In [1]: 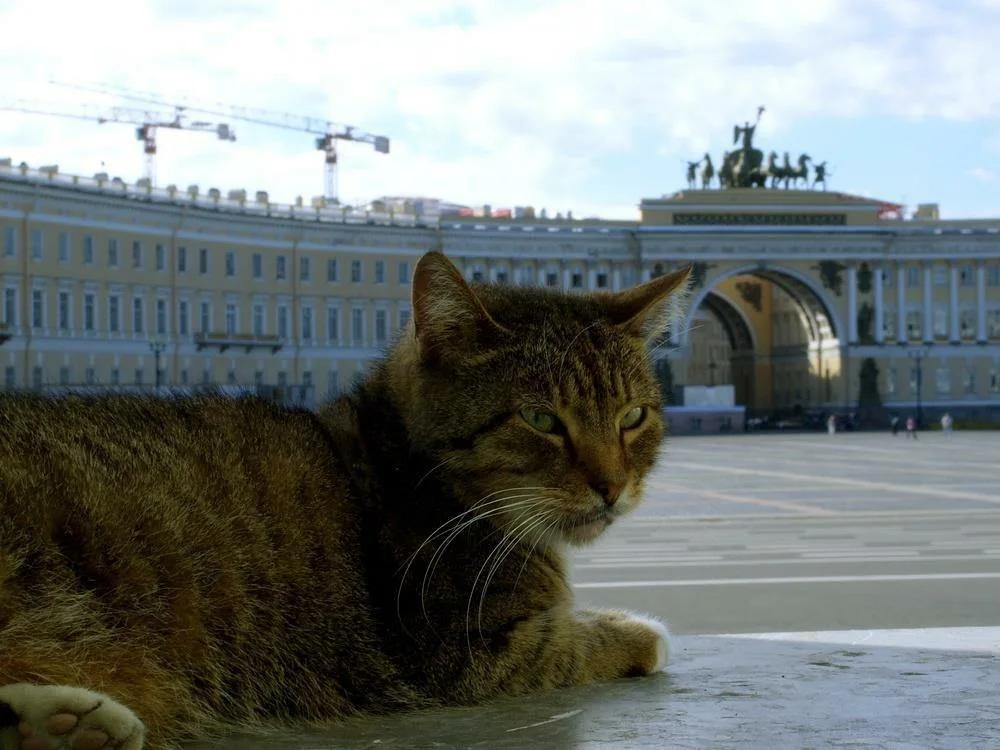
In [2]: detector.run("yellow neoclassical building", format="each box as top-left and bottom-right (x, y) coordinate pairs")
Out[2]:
(2, 159), (999, 425)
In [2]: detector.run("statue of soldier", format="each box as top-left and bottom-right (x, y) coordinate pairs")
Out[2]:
(686, 159), (702, 189)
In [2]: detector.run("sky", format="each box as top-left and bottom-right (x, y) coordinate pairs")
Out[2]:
(1, 0), (999, 220)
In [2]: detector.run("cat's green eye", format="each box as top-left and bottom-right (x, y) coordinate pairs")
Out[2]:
(621, 406), (646, 430)
(520, 408), (560, 434)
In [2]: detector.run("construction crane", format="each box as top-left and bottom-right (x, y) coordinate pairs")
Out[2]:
(0, 100), (235, 185)
(51, 80), (389, 204)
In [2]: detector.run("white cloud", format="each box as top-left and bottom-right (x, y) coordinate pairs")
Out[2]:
(1, 0), (998, 217)
(968, 166), (998, 182)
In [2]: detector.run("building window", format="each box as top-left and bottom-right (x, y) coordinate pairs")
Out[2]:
(399, 308), (411, 330)
(253, 303), (265, 336)
(352, 307), (364, 344)
(276, 255), (287, 280)
(83, 235), (94, 264)
(3, 288), (15, 327)
(32, 366), (43, 389)
(225, 251), (236, 277)
(886, 366), (896, 397)
(960, 266), (974, 287)
(375, 309), (387, 344)
(178, 246), (187, 273)
(277, 304), (288, 339)
(200, 301), (210, 334)
(990, 310), (1000, 338)
(302, 371), (312, 389)
(351, 260), (362, 283)
(277, 371), (287, 387)
(58, 291), (70, 331)
(932, 265), (947, 287)
(988, 265), (1000, 286)
(135, 368), (144, 386)
(157, 299), (167, 335)
(84, 367), (95, 385)
(227, 370), (237, 386)
(252, 253), (262, 279)
(935, 366), (950, 395)
(327, 306), (339, 343)
(472, 270), (484, 283)
(2, 226), (14, 257)
(990, 366), (1000, 393)
(178, 300), (189, 336)
(199, 248), (209, 274)
(596, 272), (609, 289)
(932, 306), (948, 338)
(4, 366), (15, 388)
(571, 272), (583, 289)
(546, 272), (558, 287)
(108, 238), (119, 267)
(155, 243), (166, 271)
(398, 261), (410, 285)
(327, 258), (338, 282)
(225, 303), (237, 335)
(327, 369), (339, 398)
(59, 367), (70, 386)
(180, 369), (189, 386)
(83, 293), (95, 332)
(301, 306), (313, 340)
(495, 271), (508, 285)
(300, 256), (311, 281)
(109, 296), (120, 333)
(133, 297), (144, 334)
(30, 229), (42, 260)
(58, 232), (70, 262)
(132, 240), (143, 269)
(374, 260), (385, 284)
(962, 366), (976, 395)
(906, 266), (920, 288)
(960, 309), (976, 339)
(906, 310), (921, 340)
(32, 289), (43, 329)
(254, 370), (263, 387)
(110, 368), (120, 386)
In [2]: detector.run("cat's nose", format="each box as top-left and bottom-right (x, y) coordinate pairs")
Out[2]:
(594, 482), (622, 507)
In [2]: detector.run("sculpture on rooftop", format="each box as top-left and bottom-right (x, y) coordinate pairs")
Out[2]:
(686, 107), (828, 191)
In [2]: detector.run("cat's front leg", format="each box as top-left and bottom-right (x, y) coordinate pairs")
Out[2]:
(467, 607), (670, 697)
(0, 683), (144, 750)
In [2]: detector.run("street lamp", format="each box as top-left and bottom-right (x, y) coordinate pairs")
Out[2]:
(149, 338), (166, 393)
(908, 346), (928, 428)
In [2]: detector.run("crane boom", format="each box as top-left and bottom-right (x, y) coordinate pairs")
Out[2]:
(51, 80), (390, 202)
(0, 99), (236, 185)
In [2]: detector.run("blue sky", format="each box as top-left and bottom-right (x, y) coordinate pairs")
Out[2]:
(1, 0), (998, 219)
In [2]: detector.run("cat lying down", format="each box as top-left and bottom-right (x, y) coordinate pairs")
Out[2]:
(0, 251), (689, 749)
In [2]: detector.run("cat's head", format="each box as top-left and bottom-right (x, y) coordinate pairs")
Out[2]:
(389, 251), (690, 547)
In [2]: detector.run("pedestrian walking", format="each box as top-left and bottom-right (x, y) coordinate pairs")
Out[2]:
(890, 415), (900, 436)
(941, 412), (953, 434)
(905, 416), (918, 439)
(827, 414), (837, 435)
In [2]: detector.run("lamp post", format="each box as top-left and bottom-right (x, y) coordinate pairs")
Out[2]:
(908, 346), (928, 428)
(149, 338), (166, 394)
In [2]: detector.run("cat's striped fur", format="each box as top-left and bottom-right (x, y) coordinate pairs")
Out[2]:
(0, 251), (689, 749)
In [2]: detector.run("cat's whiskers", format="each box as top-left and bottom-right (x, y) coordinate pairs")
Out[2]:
(473, 508), (557, 653)
(418, 496), (549, 625)
(510, 514), (563, 600)
(395, 486), (550, 629)
(465, 506), (555, 660)
(413, 454), (460, 490)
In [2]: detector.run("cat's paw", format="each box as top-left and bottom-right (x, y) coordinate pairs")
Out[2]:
(0, 683), (144, 750)
(623, 612), (670, 673)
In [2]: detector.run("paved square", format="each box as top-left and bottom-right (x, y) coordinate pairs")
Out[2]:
(573, 431), (1000, 634)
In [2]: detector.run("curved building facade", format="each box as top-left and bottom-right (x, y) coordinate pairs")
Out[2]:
(2, 160), (999, 424)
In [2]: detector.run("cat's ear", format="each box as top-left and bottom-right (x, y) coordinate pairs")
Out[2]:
(411, 251), (505, 362)
(606, 266), (692, 343)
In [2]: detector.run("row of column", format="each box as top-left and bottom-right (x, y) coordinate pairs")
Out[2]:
(846, 261), (990, 345)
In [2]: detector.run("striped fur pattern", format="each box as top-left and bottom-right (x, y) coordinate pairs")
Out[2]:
(0, 251), (689, 749)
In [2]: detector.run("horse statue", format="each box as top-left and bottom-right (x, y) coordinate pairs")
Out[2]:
(788, 153), (811, 188)
(718, 151), (736, 189)
(685, 159), (702, 189)
(700, 153), (715, 189)
(812, 160), (829, 190)
(766, 151), (783, 188)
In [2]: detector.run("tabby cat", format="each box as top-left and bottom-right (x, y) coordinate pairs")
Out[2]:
(0, 251), (689, 749)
